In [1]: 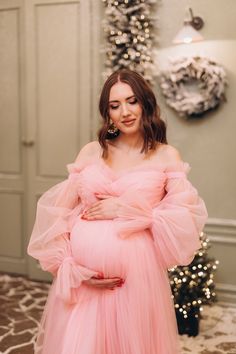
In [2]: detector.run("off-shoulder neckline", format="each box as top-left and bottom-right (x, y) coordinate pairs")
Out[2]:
(67, 156), (191, 177)
(98, 157), (190, 176)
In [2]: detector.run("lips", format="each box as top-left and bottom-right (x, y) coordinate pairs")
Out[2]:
(122, 119), (136, 124)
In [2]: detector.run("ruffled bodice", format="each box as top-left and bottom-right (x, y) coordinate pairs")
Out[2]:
(67, 157), (190, 209)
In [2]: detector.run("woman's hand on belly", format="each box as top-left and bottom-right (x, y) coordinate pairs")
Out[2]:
(81, 193), (121, 220)
(83, 274), (125, 290)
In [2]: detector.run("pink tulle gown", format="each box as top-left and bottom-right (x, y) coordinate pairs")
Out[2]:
(27, 155), (208, 354)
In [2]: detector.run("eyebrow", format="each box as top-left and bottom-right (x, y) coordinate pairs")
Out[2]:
(108, 95), (136, 103)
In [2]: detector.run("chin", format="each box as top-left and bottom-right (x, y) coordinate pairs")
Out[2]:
(120, 124), (141, 134)
(120, 128), (140, 135)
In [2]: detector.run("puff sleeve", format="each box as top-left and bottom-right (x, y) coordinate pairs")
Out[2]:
(27, 162), (100, 304)
(115, 162), (208, 269)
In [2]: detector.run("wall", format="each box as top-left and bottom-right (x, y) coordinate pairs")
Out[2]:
(153, 0), (236, 303)
(157, 0), (236, 48)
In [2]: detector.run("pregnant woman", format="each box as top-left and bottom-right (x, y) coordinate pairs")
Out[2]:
(27, 69), (208, 354)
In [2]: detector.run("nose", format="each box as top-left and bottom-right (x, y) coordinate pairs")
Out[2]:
(121, 103), (130, 117)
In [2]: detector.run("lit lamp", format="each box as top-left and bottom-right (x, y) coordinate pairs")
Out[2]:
(172, 8), (204, 45)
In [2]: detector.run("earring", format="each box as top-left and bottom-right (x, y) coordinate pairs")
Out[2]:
(107, 121), (119, 136)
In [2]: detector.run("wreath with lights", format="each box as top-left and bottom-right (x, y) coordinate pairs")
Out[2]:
(159, 56), (228, 118)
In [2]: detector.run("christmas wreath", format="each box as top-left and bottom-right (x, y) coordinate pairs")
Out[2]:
(159, 56), (227, 118)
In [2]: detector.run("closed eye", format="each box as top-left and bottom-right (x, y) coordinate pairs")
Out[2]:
(110, 105), (119, 110)
(128, 98), (138, 105)
(109, 97), (138, 110)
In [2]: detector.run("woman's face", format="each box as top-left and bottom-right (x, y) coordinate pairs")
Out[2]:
(108, 81), (142, 135)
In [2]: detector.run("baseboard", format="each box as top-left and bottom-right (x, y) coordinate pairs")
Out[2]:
(0, 256), (26, 274)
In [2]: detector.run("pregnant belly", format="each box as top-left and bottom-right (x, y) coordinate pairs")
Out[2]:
(70, 216), (129, 277)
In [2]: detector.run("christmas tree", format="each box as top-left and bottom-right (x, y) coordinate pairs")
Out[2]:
(101, 0), (159, 83)
(168, 232), (219, 336)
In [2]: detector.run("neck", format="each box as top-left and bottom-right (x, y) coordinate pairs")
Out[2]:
(116, 132), (144, 152)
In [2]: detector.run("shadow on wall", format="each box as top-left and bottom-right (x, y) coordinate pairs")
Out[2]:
(153, 40), (236, 73)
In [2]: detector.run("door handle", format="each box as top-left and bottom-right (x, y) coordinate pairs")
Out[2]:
(21, 138), (35, 147)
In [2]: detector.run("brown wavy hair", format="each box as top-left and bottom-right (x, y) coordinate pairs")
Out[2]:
(98, 69), (167, 158)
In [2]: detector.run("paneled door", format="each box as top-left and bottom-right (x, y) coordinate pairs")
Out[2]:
(0, 0), (27, 275)
(0, 0), (102, 281)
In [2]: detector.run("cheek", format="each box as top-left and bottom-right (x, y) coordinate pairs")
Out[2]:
(109, 109), (120, 122)
(133, 105), (142, 117)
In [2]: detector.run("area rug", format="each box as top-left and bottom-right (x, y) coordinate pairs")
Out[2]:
(0, 274), (235, 354)
(181, 305), (236, 354)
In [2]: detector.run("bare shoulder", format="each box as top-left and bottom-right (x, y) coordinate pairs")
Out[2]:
(153, 143), (182, 163)
(75, 141), (101, 163)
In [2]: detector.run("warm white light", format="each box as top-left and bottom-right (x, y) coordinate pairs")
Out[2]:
(172, 23), (204, 45)
(183, 37), (193, 44)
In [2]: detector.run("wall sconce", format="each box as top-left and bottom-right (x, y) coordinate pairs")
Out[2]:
(172, 8), (204, 45)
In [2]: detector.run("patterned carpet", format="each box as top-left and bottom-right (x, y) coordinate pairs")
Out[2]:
(0, 274), (235, 354)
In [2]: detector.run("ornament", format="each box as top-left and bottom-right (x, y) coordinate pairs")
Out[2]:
(159, 56), (228, 118)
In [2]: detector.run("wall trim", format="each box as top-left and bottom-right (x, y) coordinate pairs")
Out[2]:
(204, 218), (236, 304)
(216, 283), (236, 304)
(205, 217), (236, 244)
(206, 217), (236, 227)
(0, 256), (26, 274)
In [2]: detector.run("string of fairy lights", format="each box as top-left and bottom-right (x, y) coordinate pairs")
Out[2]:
(101, 0), (158, 83)
(169, 232), (219, 320)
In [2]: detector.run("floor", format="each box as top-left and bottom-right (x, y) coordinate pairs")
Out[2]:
(0, 274), (49, 354)
(0, 273), (236, 354)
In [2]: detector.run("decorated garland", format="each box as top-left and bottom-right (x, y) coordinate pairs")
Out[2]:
(159, 56), (228, 118)
(101, 0), (158, 83)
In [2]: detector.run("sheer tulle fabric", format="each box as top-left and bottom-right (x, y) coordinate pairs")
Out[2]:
(27, 158), (208, 354)
(27, 167), (100, 305)
(115, 162), (207, 268)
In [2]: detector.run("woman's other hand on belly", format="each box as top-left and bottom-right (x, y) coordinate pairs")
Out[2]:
(83, 273), (125, 290)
